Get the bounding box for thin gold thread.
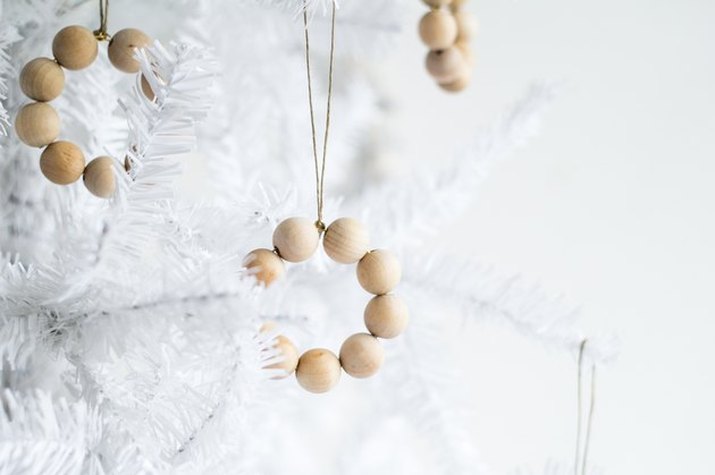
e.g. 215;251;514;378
93;0;111;41
302;0;337;232
575;339;596;475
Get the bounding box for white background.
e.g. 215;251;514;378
383;1;715;474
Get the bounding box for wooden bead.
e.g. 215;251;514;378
449;0;468;10
20;58;65;102
357;249;401;295
323;217;370;264
243;248;285;286
339;333;384;379
272;217;320;263
14;102;60;147
419;10;458;50
439;72;471;93
52;26;98;70
364;294;409;339
265;335;299;378
455;11;478;42
83;156;116;198
40;141;85;185
108;28;152;74
295;348;341;393
455;41;476;67
426;47;466;84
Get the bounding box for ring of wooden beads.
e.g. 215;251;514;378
15;25;152;198
245;217;409;394
419;0;477;92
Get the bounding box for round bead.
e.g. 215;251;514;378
272;217;320;263
339;333;384;379
108;28;152;74
83;156;116;198
52;26;98;70
455;11;478;42
419;10;458;50
364;294;409;339
356;249;402;295
455;41;476;67
243;248;285;286
265;335;299;379
40;141;85;185
426;47;466;84
19;58;65;102
295;348;341;393
323;217;370;264
14;102;60;147
439;72;471;93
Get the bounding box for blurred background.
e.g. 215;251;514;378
379;0;715;473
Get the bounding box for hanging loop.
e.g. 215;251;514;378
93;0;111;41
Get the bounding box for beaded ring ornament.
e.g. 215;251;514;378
419;0;477;92
243;2;409;394
14;0;152;198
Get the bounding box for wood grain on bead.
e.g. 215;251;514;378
40;141;85;185
295;348;341;393
339;333;384;379
356;249;402;295
272;217;320;263
108;28;152;74
364;294;409;339
265;335;299;378
20;58;65;102
83;156;116;198
14;102;60;147
323;217;370;264
52;26;98;70
418;10;458;50
426;47;466;84
243;248;285;287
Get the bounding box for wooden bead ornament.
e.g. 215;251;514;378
247;6;408;394
14;16;152;198
417;0;477;92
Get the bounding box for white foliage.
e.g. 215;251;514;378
0;1;612;474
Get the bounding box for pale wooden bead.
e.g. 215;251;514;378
40;141;85;185
339;333;384;378
14;102;60;147
357;249;401;295
140;74;155;101
108;28;152;74
272;217;320;263
243;248;285;286
426;47;467;84
449;0;468;10
422;0;453;7
419;10;458;50
439;74;471;92
455;11;478;42
455;41;476;67
20;58;65;102
364;294;409;339
295;348;341;393
52;26;98;70
265;335;299;379
323;217;370;264
83;156;116;198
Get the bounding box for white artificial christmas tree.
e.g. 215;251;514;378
0;1;615;473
